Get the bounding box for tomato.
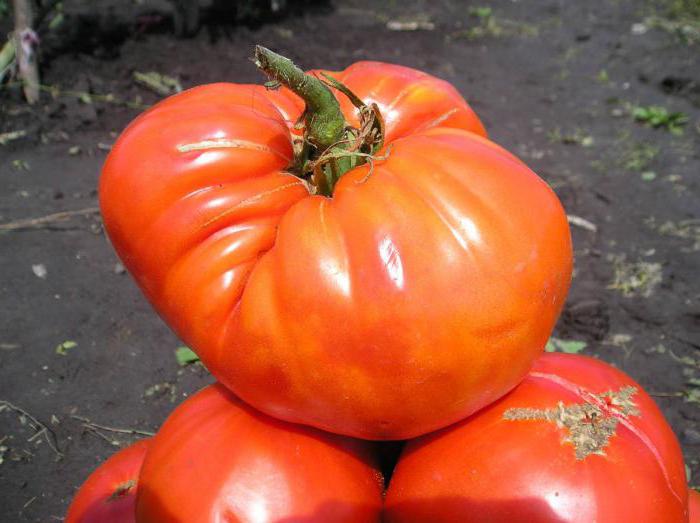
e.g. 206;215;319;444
690;489;700;523
65;438;149;523
384;353;689;522
100;52;572;439
135;384;383;522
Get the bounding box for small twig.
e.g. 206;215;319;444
71;415;155;437
0;207;100;232
12;0;40;103
82;426;120;446
1;81;151;109
386;20;436;31
133;71;182;96
0;129;27;145
648;391;684;398
669;348;700;365
26;427;46;442
0;400;62;457
567;214;598;232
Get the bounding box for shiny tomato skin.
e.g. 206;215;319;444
100;61;572;440
690;489;700;523
385;353;689;523
135;384;383;522
65;439;149;523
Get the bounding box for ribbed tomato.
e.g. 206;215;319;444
385;353;689;522
135;384;383;522
65;439;149;523
100;51;572;439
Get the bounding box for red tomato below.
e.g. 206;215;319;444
385;353;689;523
135;384;384;522
65;438;149;523
690;489;700;523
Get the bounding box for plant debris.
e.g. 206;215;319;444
0;400;62;457
549;127;594;147
72;414;154;447
175;346;200;366
567;215;598;232
0;207;100;232
133;71;183;96
504;386;639;460
11;159;29;171
451;6;539;40
608;255;663;297
545;337;588;354
386;19;435;31
646;217;700;252
0;130;26;145
31;263;47;279
55;340;77;356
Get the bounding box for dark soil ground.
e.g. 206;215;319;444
1;0;699;520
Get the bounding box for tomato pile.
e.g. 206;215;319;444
66;47;694;522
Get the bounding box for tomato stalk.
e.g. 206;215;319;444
254;46;384;196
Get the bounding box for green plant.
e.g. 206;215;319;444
548;127;594;147
633;105;688;134
451;6;538;40
645;0;700;44
608;255;663;297
469;6;493;19
666;0;700;19
596;69;610;84
623;142;660;171
545;337;587;353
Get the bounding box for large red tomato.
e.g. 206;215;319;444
100;51;572;439
135;384;383;522
385;353;689;522
65;438;149;523
690;489;700;523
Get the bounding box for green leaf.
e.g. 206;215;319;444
56;340;77;355
633;107;650;120
684;388;700;404
175;346;200;366
632;105;688;133
469;6;492;18
48;12;65;31
545;337;587;354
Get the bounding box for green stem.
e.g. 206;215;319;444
254;46;346;153
253;46;386;196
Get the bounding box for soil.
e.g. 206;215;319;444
1;0;699;520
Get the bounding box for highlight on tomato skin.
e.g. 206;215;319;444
65;438;150;523
135;384;385;523
384;353;689;523
100;53;573;441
